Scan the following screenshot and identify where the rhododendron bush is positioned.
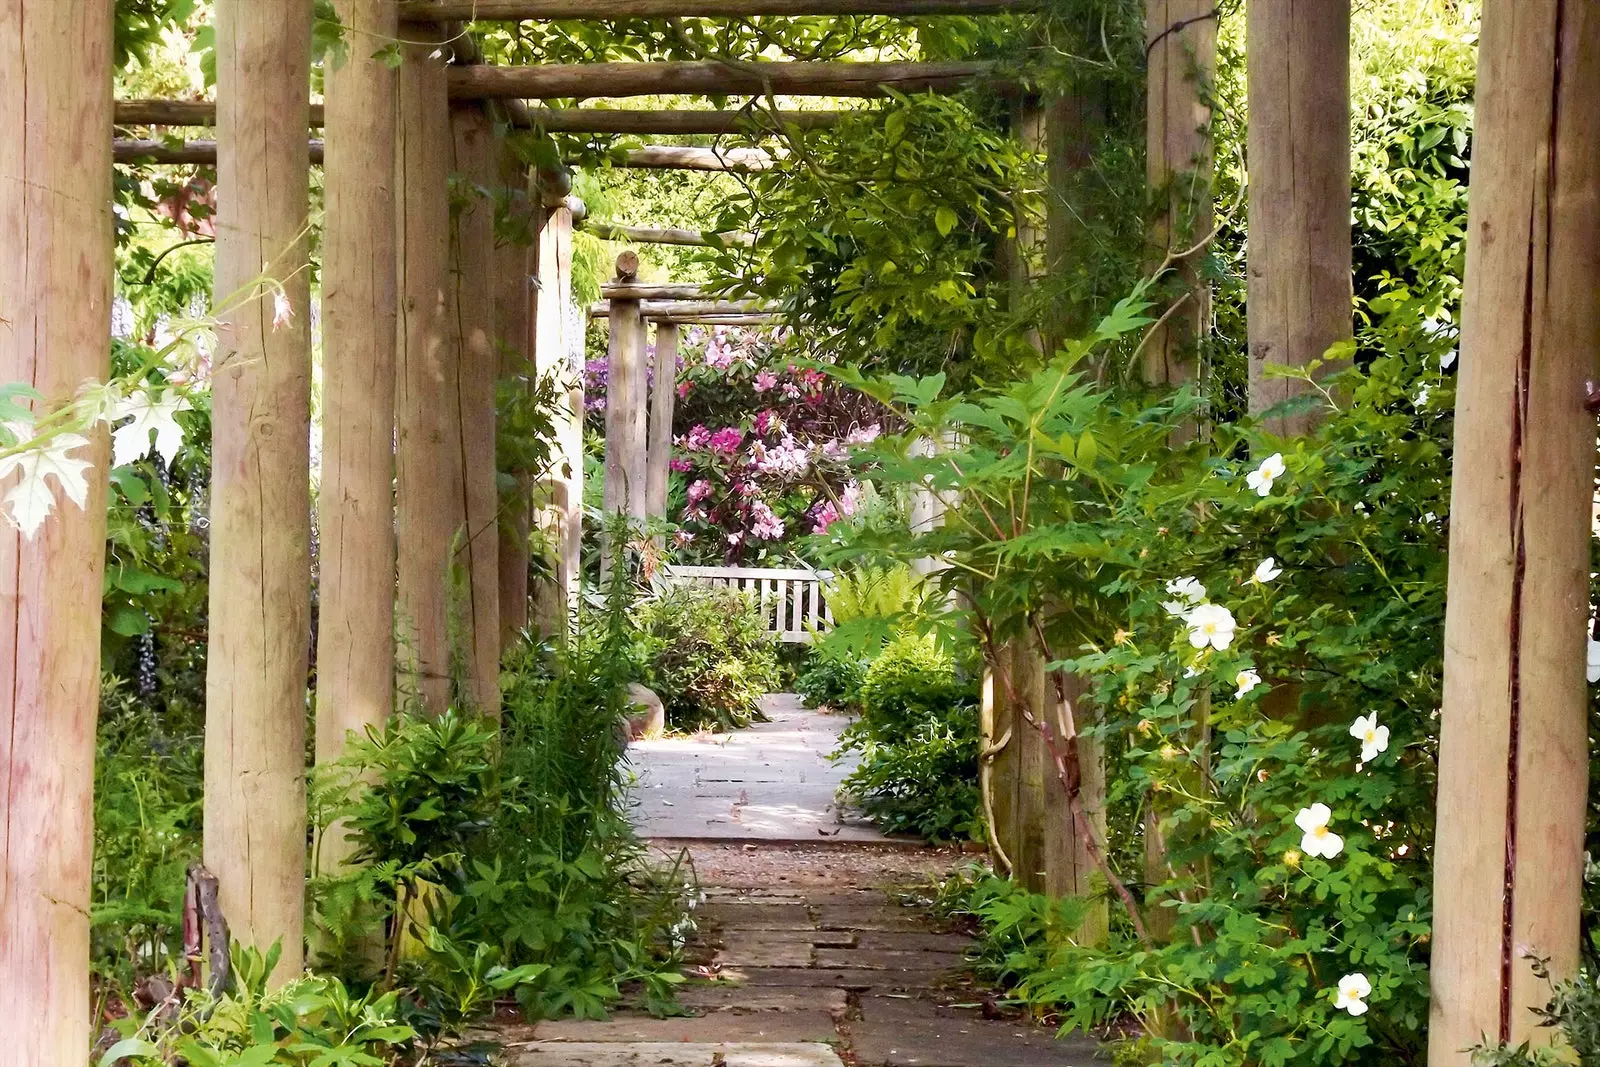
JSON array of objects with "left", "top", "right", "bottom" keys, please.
[{"left": 586, "top": 324, "right": 889, "bottom": 563}]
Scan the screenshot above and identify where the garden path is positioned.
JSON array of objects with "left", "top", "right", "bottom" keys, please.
[
  {"left": 624, "top": 692, "right": 885, "bottom": 841},
  {"left": 493, "top": 697, "right": 1109, "bottom": 1067}
]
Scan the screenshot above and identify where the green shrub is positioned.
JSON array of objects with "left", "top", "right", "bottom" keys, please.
[
  {"left": 837, "top": 636, "right": 982, "bottom": 842},
  {"left": 857, "top": 636, "right": 973, "bottom": 740},
  {"left": 638, "top": 584, "right": 781, "bottom": 731},
  {"left": 795, "top": 650, "right": 867, "bottom": 712}
]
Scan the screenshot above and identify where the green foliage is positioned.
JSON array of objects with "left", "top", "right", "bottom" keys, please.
[
  {"left": 106, "top": 945, "right": 413, "bottom": 1067},
  {"left": 794, "top": 650, "right": 866, "bottom": 713},
  {"left": 836, "top": 636, "right": 982, "bottom": 842},
  {"left": 1472, "top": 960, "right": 1600, "bottom": 1066},
  {"left": 637, "top": 584, "right": 781, "bottom": 731},
  {"left": 92, "top": 679, "right": 204, "bottom": 993},
  {"left": 313, "top": 564, "right": 691, "bottom": 1033}
]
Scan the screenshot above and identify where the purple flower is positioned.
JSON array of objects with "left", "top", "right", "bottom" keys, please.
[
  {"left": 708, "top": 427, "right": 745, "bottom": 455},
  {"left": 811, "top": 501, "right": 841, "bottom": 535},
  {"left": 669, "top": 457, "right": 693, "bottom": 473},
  {"left": 754, "top": 370, "right": 779, "bottom": 393},
  {"left": 687, "top": 478, "right": 714, "bottom": 504},
  {"left": 750, "top": 501, "right": 785, "bottom": 541}
]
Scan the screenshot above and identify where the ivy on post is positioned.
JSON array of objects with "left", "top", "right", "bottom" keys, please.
[
  {"left": 447, "top": 103, "right": 501, "bottom": 717},
  {"left": 206, "top": 0, "right": 315, "bottom": 984},
  {"left": 1430, "top": 1, "right": 1600, "bottom": 1061},
  {"left": 1245, "top": 0, "right": 1353, "bottom": 435},
  {"left": 0, "top": 2, "right": 114, "bottom": 1057}
]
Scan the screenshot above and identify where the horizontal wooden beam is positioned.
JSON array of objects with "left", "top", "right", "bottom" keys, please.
[
  {"left": 591, "top": 299, "right": 774, "bottom": 318},
  {"left": 617, "top": 145, "right": 773, "bottom": 171},
  {"left": 402, "top": 0, "right": 1036, "bottom": 18},
  {"left": 114, "top": 139, "right": 760, "bottom": 172},
  {"left": 116, "top": 100, "right": 846, "bottom": 134},
  {"left": 601, "top": 282, "right": 713, "bottom": 300},
  {"left": 115, "top": 99, "right": 327, "bottom": 126},
  {"left": 581, "top": 221, "right": 753, "bottom": 246},
  {"left": 448, "top": 60, "right": 1009, "bottom": 100},
  {"left": 529, "top": 107, "right": 843, "bottom": 134}
]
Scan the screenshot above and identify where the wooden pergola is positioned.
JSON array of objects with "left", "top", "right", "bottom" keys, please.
[{"left": 2, "top": 3, "right": 1597, "bottom": 1066}]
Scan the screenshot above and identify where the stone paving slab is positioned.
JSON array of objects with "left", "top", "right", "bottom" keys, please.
[
  {"left": 531, "top": 1010, "right": 839, "bottom": 1044},
  {"left": 853, "top": 931, "right": 972, "bottom": 953},
  {"left": 506, "top": 1042, "right": 845, "bottom": 1067},
  {"left": 814, "top": 948, "right": 966, "bottom": 972},
  {"left": 815, "top": 905, "right": 933, "bottom": 932},
  {"left": 730, "top": 966, "right": 954, "bottom": 991},
  {"left": 718, "top": 940, "right": 816, "bottom": 968},
  {"left": 677, "top": 986, "right": 849, "bottom": 1017},
  {"left": 626, "top": 695, "right": 885, "bottom": 842},
  {"left": 706, "top": 929, "right": 857, "bottom": 947},
  {"left": 848, "top": 998, "right": 1107, "bottom": 1067},
  {"left": 700, "top": 902, "right": 817, "bottom": 930}
]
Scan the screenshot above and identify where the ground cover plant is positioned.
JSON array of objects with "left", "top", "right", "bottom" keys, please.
[{"left": 637, "top": 582, "right": 781, "bottom": 731}]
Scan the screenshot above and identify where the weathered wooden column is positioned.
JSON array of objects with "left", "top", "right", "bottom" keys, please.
[
  {"left": 0, "top": 3, "right": 113, "bottom": 1058},
  {"left": 1430, "top": 2, "right": 1600, "bottom": 1061},
  {"left": 316, "top": 0, "right": 397, "bottom": 804},
  {"left": 1144, "top": 0, "right": 1216, "bottom": 383},
  {"left": 395, "top": 16, "right": 460, "bottom": 714},
  {"left": 603, "top": 253, "right": 648, "bottom": 535},
  {"left": 495, "top": 148, "right": 534, "bottom": 651},
  {"left": 1245, "top": 0, "right": 1351, "bottom": 435},
  {"left": 207, "top": 0, "right": 314, "bottom": 981},
  {"left": 531, "top": 194, "right": 582, "bottom": 633},
  {"left": 645, "top": 320, "right": 681, "bottom": 524},
  {"left": 448, "top": 104, "right": 500, "bottom": 716}
]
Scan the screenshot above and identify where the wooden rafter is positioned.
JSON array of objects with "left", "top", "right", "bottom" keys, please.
[
  {"left": 399, "top": 0, "right": 1037, "bottom": 18},
  {"left": 448, "top": 60, "right": 1010, "bottom": 99}
]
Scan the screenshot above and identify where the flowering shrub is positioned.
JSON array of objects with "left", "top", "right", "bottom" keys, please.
[
  {"left": 588, "top": 323, "right": 887, "bottom": 562},
  {"left": 815, "top": 280, "right": 1461, "bottom": 1063}
]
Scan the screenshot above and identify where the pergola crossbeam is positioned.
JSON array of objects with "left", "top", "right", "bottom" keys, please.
[
  {"left": 400, "top": 0, "right": 1037, "bottom": 18},
  {"left": 115, "top": 101, "right": 847, "bottom": 134},
  {"left": 113, "top": 139, "right": 770, "bottom": 172},
  {"left": 448, "top": 60, "right": 1012, "bottom": 100},
  {"left": 581, "top": 220, "right": 753, "bottom": 246}
]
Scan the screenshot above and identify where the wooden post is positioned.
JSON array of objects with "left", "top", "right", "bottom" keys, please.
[
  {"left": 531, "top": 199, "right": 582, "bottom": 634},
  {"left": 0, "top": 3, "right": 113, "bottom": 1058},
  {"left": 646, "top": 321, "right": 681, "bottom": 524},
  {"left": 395, "top": 22, "right": 460, "bottom": 714},
  {"left": 207, "top": 0, "right": 314, "bottom": 981},
  {"left": 1429, "top": 2, "right": 1600, "bottom": 1061},
  {"left": 1245, "top": 0, "right": 1352, "bottom": 435},
  {"left": 603, "top": 253, "right": 648, "bottom": 531},
  {"left": 1144, "top": 0, "right": 1216, "bottom": 382},
  {"left": 496, "top": 145, "right": 534, "bottom": 651},
  {"left": 316, "top": 0, "right": 398, "bottom": 816},
  {"left": 448, "top": 104, "right": 501, "bottom": 716}
]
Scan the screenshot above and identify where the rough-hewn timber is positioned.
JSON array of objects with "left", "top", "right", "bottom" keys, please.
[
  {"left": 1429, "top": 1, "right": 1600, "bottom": 1062},
  {"left": 400, "top": 0, "right": 1037, "bottom": 18},
  {"left": 206, "top": 0, "right": 314, "bottom": 983},
  {"left": 1245, "top": 0, "right": 1352, "bottom": 435},
  {"left": 0, "top": 3, "right": 114, "bottom": 1059},
  {"left": 447, "top": 60, "right": 1009, "bottom": 100}
]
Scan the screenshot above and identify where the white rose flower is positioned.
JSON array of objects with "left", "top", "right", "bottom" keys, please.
[
  {"left": 1235, "top": 669, "right": 1262, "bottom": 698},
  {"left": 1184, "top": 603, "right": 1236, "bottom": 651},
  {"left": 1253, "top": 557, "right": 1283, "bottom": 584},
  {"left": 1349, "top": 713, "right": 1390, "bottom": 763},
  {"left": 1294, "top": 802, "right": 1344, "bottom": 859},
  {"left": 1334, "top": 972, "right": 1371, "bottom": 1016},
  {"left": 1245, "top": 453, "right": 1286, "bottom": 497}
]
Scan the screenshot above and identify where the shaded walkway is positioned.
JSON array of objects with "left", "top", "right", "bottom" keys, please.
[{"left": 498, "top": 696, "right": 1107, "bottom": 1067}]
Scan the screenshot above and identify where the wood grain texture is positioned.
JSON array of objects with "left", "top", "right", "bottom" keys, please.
[
  {"left": 1143, "top": 0, "right": 1215, "bottom": 384},
  {"left": 495, "top": 143, "right": 534, "bottom": 651},
  {"left": 395, "top": 22, "right": 461, "bottom": 713},
  {"left": 205, "top": 0, "right": 314, "bottom": 982},
  {"left": 530, "top": 204, "right": 582, "bottom": 636},
  {"left": 646, "top": 322, "right": 681, "bottom": 523},
  {"left": 401, "top": 0, "right": 1037, "bottom": 19},
  {"left": 1245, "top": 0, "right": 1352, "bottom": 435},
  {"left": 448, "top": 105, "right": 501, "bottom": 717},
  {"left": 0, "top": 2, "right": 113, "bottom": 1059},
  {"left": 447, "top": 61, "right": 1006, "bottom": 101},
  {"left": 1429, "top": 1, "right": 1600, "bottom": 1060},
  {"left": 603, "top": 296, "right": 648, "bottom": 525},
  {"left": 316, "top": 0, "right": 398, "bottom": 781}
]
